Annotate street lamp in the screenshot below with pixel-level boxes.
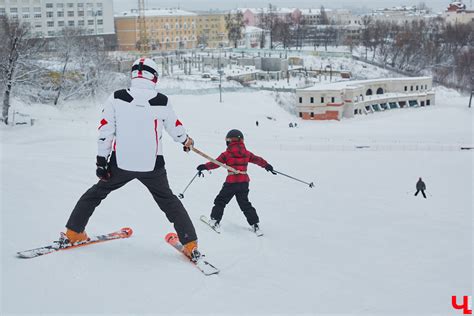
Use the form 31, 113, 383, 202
218, 48, 224, 103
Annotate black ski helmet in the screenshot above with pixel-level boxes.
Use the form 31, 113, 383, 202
225, 129, 244, 145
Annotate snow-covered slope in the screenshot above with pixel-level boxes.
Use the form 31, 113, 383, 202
1, 88, 472, 315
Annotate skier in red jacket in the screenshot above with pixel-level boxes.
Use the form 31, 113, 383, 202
197, 129, 276, 234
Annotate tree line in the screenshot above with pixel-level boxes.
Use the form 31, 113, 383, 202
359, 17, 473, 90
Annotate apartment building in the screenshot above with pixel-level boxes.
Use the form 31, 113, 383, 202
0, 0, 114, 38
115, 9, 198, 51
195, 12, 228, 48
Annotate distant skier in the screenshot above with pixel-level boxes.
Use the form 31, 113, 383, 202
414, 177, 427, 198
196, 129, 276, 234
256, 120, 259, 127
63, 58, 201, 261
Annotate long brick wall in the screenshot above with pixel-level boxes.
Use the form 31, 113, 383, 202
301, 111, 340, 120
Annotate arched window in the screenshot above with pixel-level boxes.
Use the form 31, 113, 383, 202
376, 87, 384, 94
366, 89, 373, 96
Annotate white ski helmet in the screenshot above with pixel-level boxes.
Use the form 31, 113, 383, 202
131, 57, 159, 83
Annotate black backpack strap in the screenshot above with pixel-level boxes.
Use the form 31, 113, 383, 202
149, 93, 168, 106
114, 89, 134, 103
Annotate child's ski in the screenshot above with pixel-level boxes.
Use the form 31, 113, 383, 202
165, 232, 219, 276
249, 226, 264, 237
17, 227, 133, 259
200, 215, 221, 234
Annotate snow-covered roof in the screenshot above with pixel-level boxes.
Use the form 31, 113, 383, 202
116, 9, 197, 18
235, 7, 297, 15
300, 8, 333, 15
299, 77, 432, 92
450, 1, 467, 9
245, 26, 264, 33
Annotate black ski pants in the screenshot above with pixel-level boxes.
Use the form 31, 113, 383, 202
66, 156, 197, 245
414, 190, 427, 198
210, 182, 259, 225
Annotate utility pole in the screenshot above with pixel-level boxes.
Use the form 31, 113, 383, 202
218, 48, 223, 103
470, 75, 473, 108
137, 0, 149, 54
469, 91, 473, 108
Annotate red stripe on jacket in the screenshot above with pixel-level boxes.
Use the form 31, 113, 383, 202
204, 141, 268, 183
154, 119, 159, 155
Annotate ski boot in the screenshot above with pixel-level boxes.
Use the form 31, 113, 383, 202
209, 218, 221, 232
183, 240, 202, 263
251, 223, 264, 237
65, 229, 89, 245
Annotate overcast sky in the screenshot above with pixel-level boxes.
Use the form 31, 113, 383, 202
112, 0, 463, 14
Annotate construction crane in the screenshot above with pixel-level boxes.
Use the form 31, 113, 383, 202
137, 0, 149, 53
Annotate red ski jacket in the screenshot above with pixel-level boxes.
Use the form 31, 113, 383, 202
204, 141, 269, 183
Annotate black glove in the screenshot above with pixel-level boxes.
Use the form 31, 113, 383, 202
197, 164, 207, 177
265, 164, 277, 175
96, 156, 110, 181
182, 136, 194, 152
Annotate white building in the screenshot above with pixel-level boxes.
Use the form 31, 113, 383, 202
0, 0, 114, 38
369, 6, 435, 24
239, 26, 269, 48
296, 77, 435, 120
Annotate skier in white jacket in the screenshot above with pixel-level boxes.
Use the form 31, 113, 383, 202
65, 58, 200, 260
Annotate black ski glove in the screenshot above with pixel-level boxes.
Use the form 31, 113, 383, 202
265, 164, 277, 175
182, 136, 194, 152
96, 156, 110, 181
197, 164, 207, 177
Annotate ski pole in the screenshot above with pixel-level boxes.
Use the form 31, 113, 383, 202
178, 171, 201, 199
273, 170, 315, 188
192, 147, 246, 175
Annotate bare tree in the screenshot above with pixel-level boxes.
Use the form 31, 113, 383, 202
360, 16, 374, 60
273, 15, 292, 48
0, 16, 44, 124
320, 6, 330, 25
197, 34, 209, 48
359, 16, 473, 89
291, 14, 307, 49
225, 12, 245, 48
258, 4, 278, 49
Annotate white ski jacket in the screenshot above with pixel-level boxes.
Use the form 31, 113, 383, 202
97, 79, 188, 172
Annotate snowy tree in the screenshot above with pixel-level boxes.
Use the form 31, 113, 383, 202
49, 28, 114, 105
0, 16, 44, 124
51, 27, 86, 105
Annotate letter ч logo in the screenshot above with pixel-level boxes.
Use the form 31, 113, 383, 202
452, 296, 472, 314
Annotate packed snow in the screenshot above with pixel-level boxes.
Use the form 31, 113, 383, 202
1, 85, 472, 315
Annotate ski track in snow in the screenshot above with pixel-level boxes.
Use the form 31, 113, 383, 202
1, 88, 472, 315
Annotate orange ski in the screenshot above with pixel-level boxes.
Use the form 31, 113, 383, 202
17, 227, 133, 259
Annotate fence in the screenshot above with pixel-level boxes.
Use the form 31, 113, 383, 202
278, 143, 474, 152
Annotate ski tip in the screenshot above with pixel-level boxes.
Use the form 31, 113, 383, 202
121, 227, 133, 237
165, 232, 178, 243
